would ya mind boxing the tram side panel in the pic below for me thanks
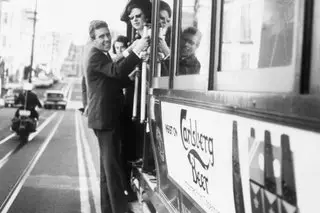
[149,97,181,212]
[152,100,320,213]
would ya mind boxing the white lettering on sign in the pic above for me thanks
[165,124,178,136]
[180,109,214,194]
[180,109,214,167]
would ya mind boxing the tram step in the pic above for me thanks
[130,167,169,213]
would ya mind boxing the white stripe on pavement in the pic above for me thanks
[77,112,101,213]
[0,112,56,145]
[29,112,57,141]
[0,149,15,170]
[0,134,15,145]
[0,112,57,170]
[0,114,64,213]
[75,111,91,213]
[67,80,74,102]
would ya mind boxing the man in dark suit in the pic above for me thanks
[84,20,149,213]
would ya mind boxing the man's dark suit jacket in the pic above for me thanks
[85,46,140,130]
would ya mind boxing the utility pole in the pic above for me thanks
[0,0,2,97]
[0,0,10,96]
[26,0,38,83]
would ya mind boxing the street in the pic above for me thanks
[0,78,141,213]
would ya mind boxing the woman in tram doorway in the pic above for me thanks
[120,0,153,195]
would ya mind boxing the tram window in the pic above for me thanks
[177,0,211,76]
[156,0,173,78]
[216,0,303,92]
[220,0,295,70]
[172,0,212,90]
[310,0,320,93]
[153,0,173,89]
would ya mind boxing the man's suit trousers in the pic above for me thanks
[94,128,128,213]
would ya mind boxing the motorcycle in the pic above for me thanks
[11,83,37,143]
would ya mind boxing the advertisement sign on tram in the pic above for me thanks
[161,102,320,213]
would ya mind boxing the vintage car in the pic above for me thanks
[3,88,23,107]
[43,90,67,110]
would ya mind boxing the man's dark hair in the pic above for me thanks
[160,1,171,18]
[182,26,202,46]
[112,35,129,54]
[89,20,109,40]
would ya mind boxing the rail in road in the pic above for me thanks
[0,109,98,212]
[0,110,142,213]
[0,78,143,212]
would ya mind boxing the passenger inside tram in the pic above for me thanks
[120,0,153,185]
[157,0,172,62]
[126,1,151,38]
[177,26,202,75]
[111,35,129,62]
[160,26,202,76]
[159,0,172,46]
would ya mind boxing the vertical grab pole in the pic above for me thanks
[132,66,139,120]
[140,25,149,123]
[140,59,147,123]
[156,61,161,77]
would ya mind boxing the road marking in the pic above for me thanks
[0,112,57,170]
[67,79,74,103]
[29,112,57,141]
[75,111,91,213]
[0,134,15,145]
[77,112,101,213]
[25,175,81,190]
[0,114,64,213]
[0,149,15,169]
[0,112,56,145]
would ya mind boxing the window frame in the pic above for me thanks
[150,0,176,89]
[172,0,214,91]
[214,0,306,93]
[309,0,320,94]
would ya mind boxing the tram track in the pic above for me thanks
[0,108,45,144]
[75,111,100,213]
[0,114,64,213]
[0,112,57,170]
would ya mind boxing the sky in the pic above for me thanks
[35,0,128,45]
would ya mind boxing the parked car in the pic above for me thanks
[3,88,23,107]
[43,90,67,110]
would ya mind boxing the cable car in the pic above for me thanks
[124,0,320,212]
